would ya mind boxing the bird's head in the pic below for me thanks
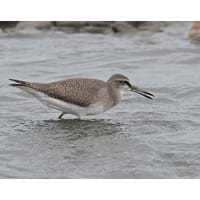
[107,74,154,100]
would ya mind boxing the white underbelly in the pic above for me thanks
[45,96,105,117]
[17,86,105,117]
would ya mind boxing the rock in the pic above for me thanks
[15,21,53,30]
[54,21,113,33]
[80,26,112,34]
[191,21,200,30]
[86,21,113,27]
[54,21,113,28]
[136,21,166,32]
[0,21,175,34]
[126,21,139,27]
[111,21,136,33]
[0,21,18,29]
[54,21,88,28]
[189,22,200,44]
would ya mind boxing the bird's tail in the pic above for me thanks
[9,79,37,95]
[9,79,29,87]
[9,78,48,96]
[9,78,46,98]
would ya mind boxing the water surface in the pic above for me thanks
[1,23,200,178]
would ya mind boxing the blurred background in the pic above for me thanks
[1,21,200,178]
[0,21,198,35]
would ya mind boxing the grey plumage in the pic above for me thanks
[9,74,154,119]
[10,78,114,107]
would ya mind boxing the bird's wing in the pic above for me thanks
[9,78,107,107]
[41,78,107,107]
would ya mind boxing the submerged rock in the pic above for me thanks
[52,26,77,33]
[189,31,200,43]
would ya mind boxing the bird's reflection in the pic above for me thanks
[29,118,122,142]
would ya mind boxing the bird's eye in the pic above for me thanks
[122,80,132,88]
[123,80,129,85]
[119,80,127,84]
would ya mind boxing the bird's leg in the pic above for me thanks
[58,112,65,119]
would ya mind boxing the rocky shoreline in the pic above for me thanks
[0,21,170,34]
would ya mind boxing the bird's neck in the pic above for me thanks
[108,85,124,106]
[115,89,124,103]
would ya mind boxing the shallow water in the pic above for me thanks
[1,22,200,178]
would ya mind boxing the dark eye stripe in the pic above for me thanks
[119,80,132,88]
[124,81,132,88]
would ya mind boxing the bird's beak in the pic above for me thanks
[130,85,155,100]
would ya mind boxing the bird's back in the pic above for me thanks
[32,78,110,107]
